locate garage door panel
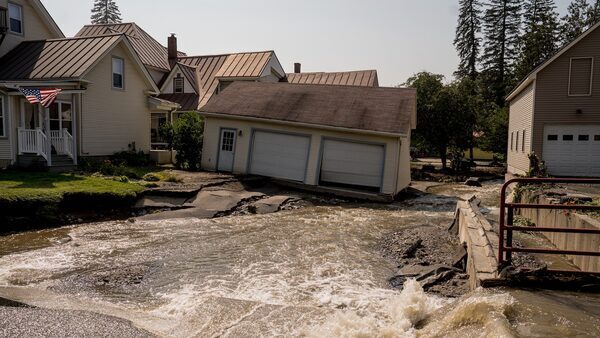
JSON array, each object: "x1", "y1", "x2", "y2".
[
  {"x1": 250, "y1": 131, "x2": 310, "y2": 182},
  {"x1": 543, "y1": 125, "x2": 600, "y2": 177},
  {"x1": 320, "y1": 140, "x2": 384, "y2": 188}
]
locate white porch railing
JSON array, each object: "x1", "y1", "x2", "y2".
[
  {"x1": 50, "y1": 129, "x2": 75, "y2": 159},
  {"x1": 18, "y1": 128, "x2": 49, "y2": 161}
]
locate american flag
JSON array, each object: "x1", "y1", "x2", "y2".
[{"x1": 19, "y1": 88, "x2": 62, "y2": 108}]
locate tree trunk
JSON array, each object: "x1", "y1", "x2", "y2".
[
  {"x1": 469, "y1": 145, "x2": 475, "y2": 163},
  {"x1": 440, "y1": 147, "x2": 448, "y2": 170}
]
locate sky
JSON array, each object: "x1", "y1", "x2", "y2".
[{"x1": 42, "y1": 0, "x2": 573, "y2": 87}]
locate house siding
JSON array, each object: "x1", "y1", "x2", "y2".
[
  {"x1": 0, "y1": 94, "x2": 10, "y2": 163},
  {"x1": 507, "y1": 83, "x2": 534, "y2": 176},
  {"x1": 201, "y1": 116, "x2": 409, "y2": 195},
  {"x1": 80, "y1": 43, "x2": 153, "y2": 156},
  {"x1": 0, "y1": 0, "x2": 59, "y2": 58},
  {"x1": 533, "y1": 27, "x2": 600, "y2": 158}
]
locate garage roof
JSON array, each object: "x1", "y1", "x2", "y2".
[
  {"x1": 201, "y1": 82, "x2": 416, "y2": 135},
  {"x1": 286, "y1": 70, "x2": 379, "y2": 87}
]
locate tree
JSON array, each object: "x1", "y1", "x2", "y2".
[
  {"x1": 479, "y1": 106, "x2": 509, "y2": 156},
  {"x1": 164, "y1": 112, "x2": 204, "y2": 171},
  {"x1": 587, "y1": 0, "x2": 600, "y2": 27},
  {"x1": 561, "y1": 0, "x2": 591, "y2": 45},
  {"x1": 404, "y1": 72, "x2": 476, "y2": 169},
  {"x1": 482, "y1": 0, "x2": 522, "y2": 105},
  {"x1": 455, "y1": 0, "x2": 483, "y2": 80},
  {"x1": 91, "y1": 0, "x2": 122, "y2": 24},
  {"x1": 515, "y1": 0, "x2": 560, "y2": 81}
]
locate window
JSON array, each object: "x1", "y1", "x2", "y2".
[
  {"x1": 221, "y1": 130, "x2": 235, "y2": 151},
  {"x1": 563, "y1": 135, "x2": 574, "y2": 141},
  {"x1": 49, "y1": 102, "x2": 73, "y2": 133},
  {"x1": 510, "y1": 132, "x2": 514, "y2": 151},
  {"x1": 8, "y1": 3, "x2": 22, "y2": 34},
  {"x1": 579, "y1": 135, "x2": 590, "y2": 141},
  {"x1": 569, "y1": 57, "x2": 594, "y2": 96},
  {"x1": 547, "y1": 135, "x2": 558, "y2": 141},
  {"x1": 0, "y1": 96, "x2": 4, "y2": 137},
  {"x1": 112, "y1": 57, "x2": 124, "y2": 89},
  {"x1": 522, "y1": 130, "x2": 526, "y2": 152},
  {"x1": 173, "y1": 74, "x2": 184, "y2": 93},
  {"x1": 595, "y1": 135, "x2": 600, "y2": 141},
  {"x1": 516, "y1": 131, "x2": 519, "y2": 151}
]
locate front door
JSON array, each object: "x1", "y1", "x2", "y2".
[{"x1": 217, "y1": 129, "x2": 236, "y2": 172}]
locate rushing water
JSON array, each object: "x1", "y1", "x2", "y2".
[{"x1": 0, "y1": 185, "x2": 598, "y2": 337}]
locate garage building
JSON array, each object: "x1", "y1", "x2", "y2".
[{"x1": 200, "y1": 81, "x2": 417, "y2": 198}]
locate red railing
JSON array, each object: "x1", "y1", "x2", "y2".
[{"x1": 499, "y1": 178, "x2": 600, "y2": 274}]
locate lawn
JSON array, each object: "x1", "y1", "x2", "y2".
[{"x1": 0, "y1": 171, "x2": 145, "y2": 204}]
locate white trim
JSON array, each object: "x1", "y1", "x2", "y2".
[
  {"x1": 507, "y1": 20, "x2": 600, "y2": 101},
  {"x1": 111, "y1": 56, "x2": 125, "y2": 90},
  {"x1": 200, "y1": 111, "x2": 408, "y2": 138},
  {"x1": 30, "y1": 0, "x2": 64, "y2": 38},
  {"x1": 568, "y1": 57, "x2": 594, "y2": 97},
  {"x1": 7, "y1": 2, "x2": 23, "y2": 35}
]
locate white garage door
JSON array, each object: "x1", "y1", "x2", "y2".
[
  {"x1": 249, "y1": 131, "x2": 310, "y2": 181},
  {"x1": 320, "y1": 140, "x2": 385, "y2": 188},
  {"x1": 543, "y1": 125, "x2": 600, "y2": 177}
]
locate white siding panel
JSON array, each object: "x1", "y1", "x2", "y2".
[
  {"x1": 0, "y1": 94, "x2": 10, "y2": 161},
  {"x1": 81, "y1": 43, "x2": 154, "y2": 156},
  {"x1": 321, "y1": 140, "x2": 384, "y2": 188},
  {"x1": 507, "y1": 83, "x2": 535, "y2": 175}
]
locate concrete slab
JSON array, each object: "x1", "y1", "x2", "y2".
[
  {"x1": 134, "y1": 195, "x2": 189, "y2": 209},
  {"x1": 249, "y1": 195, "x2": 292, "y2": 214},
  {"x1": 139, "y1": 190, "x2": 265, "y2": 221}
]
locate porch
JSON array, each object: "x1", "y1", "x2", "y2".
[{"x1": 16, "y1": 99, "x2": 77, "y2": 168}]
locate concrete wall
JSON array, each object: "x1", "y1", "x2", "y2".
[
  {"x1": 201, "y1": 116, "x2": 410, "y2": 195},
  {"x1": 507, "y1": 83, "x2": 534, "y2": 176},
  {"x1": 80, "y1": 42, "x2": 154, "y2": 156},
  {"x1": 519, "y1": 192, "x2": 600, "y2": 273},
  {"x1": 0, "y1": 0, "x2": 61, "y2": 58}
]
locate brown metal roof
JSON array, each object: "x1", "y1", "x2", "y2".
[
  {"x1": 76, "y1": 23, "x2": 186, "y2": 71},
  {"x1": 157, "y1": 93, "x2": 200, "y2": 111},
  {"x1": 0, "y1": 34, "x2": 122, "y2": 81},
  {"x1": 176, "y1": 63, "x2": 199, "y2": 94},
  {"x1": 177, "y1": 51, "x2": 275, "y2": 108},
  {"x1": 286, "y1": 70, "x2": 379, "y2": 87},
  {"x1": 202, "y1": 82, "x2": 415, "y2": 135}
]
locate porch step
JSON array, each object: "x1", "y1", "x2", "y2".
[{"x1": 17, "y1": 154, "x2": 76, "y2": 172}]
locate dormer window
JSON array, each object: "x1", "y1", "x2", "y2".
[
  {"x1": 174, "y1": 74, "x2": 184, "y2": 93},
  {"x1": 8, "y1": 3, "x2": 23, "y2": 35}
]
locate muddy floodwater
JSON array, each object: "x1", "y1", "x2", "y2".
[{"x1": 0, "y1": 183, "x2": 599, "y2": 337}]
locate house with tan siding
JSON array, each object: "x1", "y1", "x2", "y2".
[
  {"x1": 0, "y1": 3, "x2": 168, "y2": 169},
  {"x1": 506, "y1": 22, "x2": 600, "y2": 177}
]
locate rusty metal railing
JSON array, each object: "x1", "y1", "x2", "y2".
[{"x1": 499, "y1": 178, "x2": 600, "y2": 274}]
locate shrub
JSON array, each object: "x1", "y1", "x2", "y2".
[
  {"x1": 142, "y1": 173, "x2": 161, "y2": 182},
  {"x1": 110, "y1": 150, "x2": 152, "y2": 167},
  {"x1": 170, "y1": 112, "x2": 204, "y2": 171}
]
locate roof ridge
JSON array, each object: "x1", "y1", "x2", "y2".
[
  {"x1": 288, "y1": 69, "x2": 378, "y2": 74},
  {"x1": 180, "y1": 50, "x2": 274, "y2": 59},
  {"x1": 80, "y1": 22, "x2": 135, "y2": 28},
  {"x1": 269, "y1": 81, "x2": 413, "y2": 91},
  {"x1": 18, "y1": 33, "x2": 123, "y2": 43}
]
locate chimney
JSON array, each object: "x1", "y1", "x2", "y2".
[
  {"x1": 294, "y1": 63, "x2": 301, "y2": 74},
  {"x1": 168, "y1": 33, "x2": 178, "y2": 68}
]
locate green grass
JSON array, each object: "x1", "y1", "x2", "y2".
[{"x1": 0, "y1": 171, "x2": 144, "y2": 204}]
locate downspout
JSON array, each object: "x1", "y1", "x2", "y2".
[{"x1": 394, "y1": 136, "x2": 402, "y2": 196}]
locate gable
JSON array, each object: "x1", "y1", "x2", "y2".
[
  {"x1": 160, "y1": 64, "x2": 198, "y2": 94},
  {"x1": 0, "y1": 0, "x2": 64, "y2": 58}
]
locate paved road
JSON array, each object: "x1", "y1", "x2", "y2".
[{"x1": 0, "y1": 299, "x2": 155, "y2": 338}]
